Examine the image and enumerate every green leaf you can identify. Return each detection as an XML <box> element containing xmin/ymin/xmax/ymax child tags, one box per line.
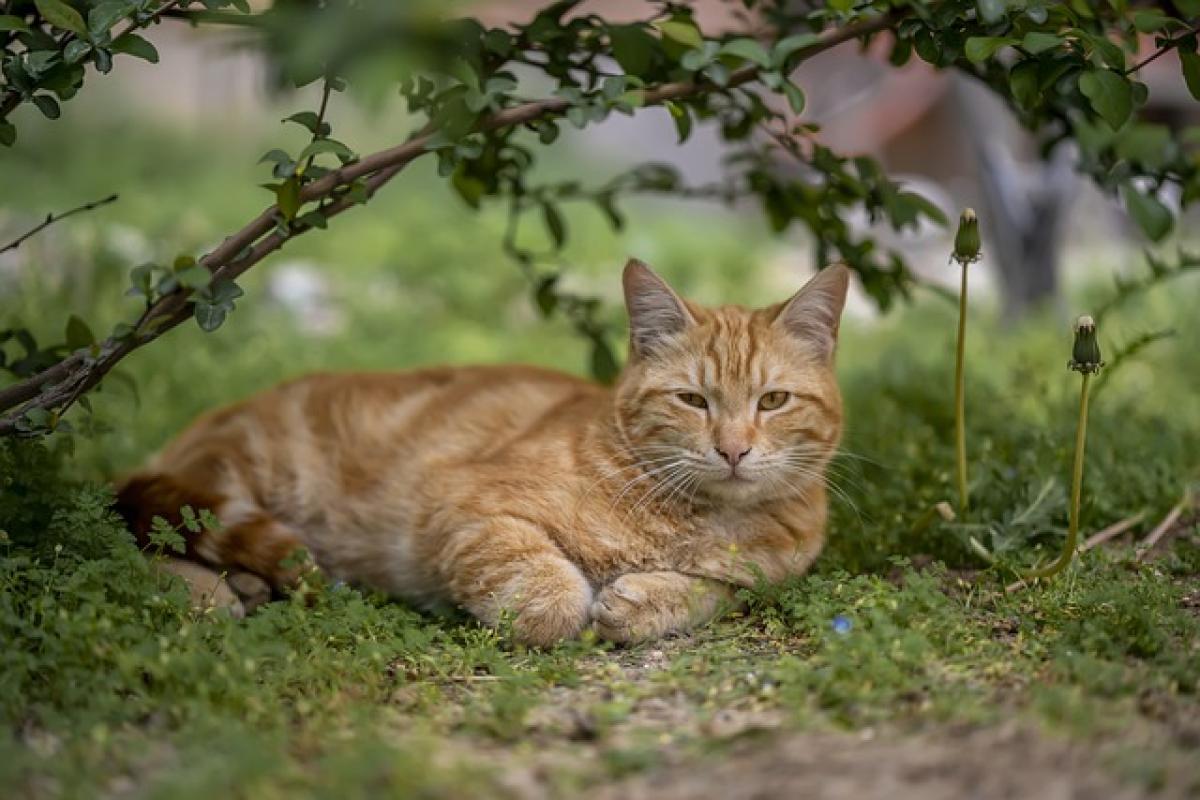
<box><xmin>542</xmin><ymin>203</ymin><xmax>566</xmax><ymax>249</ymax></box>
<box><xmin>1079</xmin><ymin>69</ymin><xmax>1133</xmax><ymax>130</ymax></box>
<box><xmin>0</xmin><ymin>15</ymin><xmax>32</xmax><ymax>33</ymax></box>
<box><xmin>64</xmin><ymin>315</ymin><xmax>94</xmax><ymax>350</ymax></box>
<box><xmin>1132</xmin><ymin>10</ymin><xmax>1172</xmax><ymax>33</ymax></box>
<box><xmin>194</xmin><ymin>304</ymin><xmax>227</xmax><ymax>332</ymax></box>
<box><xmin>534</xmin><ymin>276</ymin><xmax>558</xmax><ymax>317</ymax></box>
<box><xmin>609</xmin><ymin>24</ymin><xmax>657</xmax><ymax>75</ymax></box>
<box><xmin>976</xmin><ymin>0</ymin><xmax>1006</xmax><ymax>24</ymax></box>
<box><xmin>1121</xmin><ymin>183</ymin><xmax>1172</xmax><ymax>242</ymax></box>
<box><xmin>451</xmin><ymin>167</ymin><xmax>485</xmax><ymax>209</ymax></box>
<box><xmin>772</xmin><ymin>33</ymin><xmax>820</xmax><ymax>67</ymax></box>
<box><xmin>1115</xmin><ymin>123</ymin><xmax>1173</xmax><ymax>169</ymax></box>
<box><xmin>258</xmin><ymin>148</ymin><xmax>293</xmax><ymax>165</ymax></box>
<box><xmin>209</xmin><ymin>280</ymin><xmax>244</xmax><ymax>306</ymax></box>
<box><xmin>1180</xmin><ymin>52</ymin><xmax>1200</xmax><ymax>101</ymax></box>
<box><xmin>111</xmin><ymin>33</ymin><xmax>159</xmax><ymax>63</ymax></box>
<box><xmin>0</xmin><ymin>121</ymin><xmax>15</xmax><ymax>147</ymax></box>
<box><xmin>297</xmin><ymin>138</ymin><xmax>353</xmax><ymax>162</ymax></box>
<box><xmin>283</xmin><ymin>111</ymin><xmax>326</xmax><ymax>134</ymax></box>
<box><xmin>1021</xmin><ymin>32</ymin><xmax>1062</xmax><ymax>55</ymax></box>
<box><xmin>1009</xmin><ymin>61</ymin><xmax>1040</xmax><ymax>108</ymax></box>
<box><xmin>665</xmin><ymin>100</ymin><xmax>692</xmax><ymax>143</ymax></box>
<box><xmin>176</xmin><ymin>265</ymin><xmax>213</xmax><ymax>290</ymax></box>
<box><xmin>35</xmin><ymin>0</ymin><xmax>86</xmax><ymax>36</ymax></box>
<box><xmin>589</xmin><ymin>337</ymin><xmax>620</xmax><ymax>384</ymax></box>
<box><xmin>32</xmin><ymin>94</ymin><xmax>61</xmax><ymax>120</ymax></box>
<box><xmin>719</xmin><ymin>38</ymin><xmax>771</xmax><ymax>67</ymax></box>
<box><xmin>275</xmin><ymin>177</ymin><xmax>301</xmax><ymax>221</ymax></box>
<box><xmin>88</xmin><ymin>1</ymin><xmax>131</xmax><ymax>37</ymax></box>
<box><xmin>64</xmin><ymin>40</ymin><xmax>92</xmax><ymax>64</ymax></box>
<box><xmin>964</xmin><ymin>36</ymin><xmax>1018</xmax><ymax>63</ymax></box>
<box><xmin>657</xmin><ymin>19</ymin><xmax>703</xmax><ymax>50</ymax></box>
<box><xmin>783</xmin><ymin>82</ymin><xmax>805</xmax><ymax>114</ymax></box>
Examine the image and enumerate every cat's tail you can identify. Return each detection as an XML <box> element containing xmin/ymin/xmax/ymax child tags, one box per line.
<box><xmin>114</xmin><ymin>471</ymin><xmax>308</xmax><ymax>590</ymax></box>
<box><xmin>114</xmin><ymin>472</ymin><xmax>224</xmax><ymax>555</ymax></box>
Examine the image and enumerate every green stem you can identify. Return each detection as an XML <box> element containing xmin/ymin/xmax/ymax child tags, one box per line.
<box><xmin>1023</xmin><ymin>373</ymin><xmax>1091</xmax><ymax>580</ymax></box>
<box><xmin>954</xmin><ymin>261</ymin><xmax>969</xmax><ymax>513</ymax></box>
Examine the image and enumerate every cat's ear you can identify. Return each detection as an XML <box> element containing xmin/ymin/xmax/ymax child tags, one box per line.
<box><xmin>773</xmin><ymin>263</ymin><xmax>851</xmax><ymax>362</ymax></box>
<box><xmin>623</xmin><ymin>259</ymin><xmax>695</xmax><ymax>357</ymax></box>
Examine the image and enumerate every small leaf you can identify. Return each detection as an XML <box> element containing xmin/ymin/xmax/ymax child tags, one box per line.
<box><xmin>976</xmin><ymin>0</ymin><xmax>1006</xmax><ymax>24</ymax></box>
<box><xmin>542</xmin><ymin>203</ymin><xmax>566</xmax><ymax>249</ymax></box>
<box><xmin>0</xmin><ymin>15</ymin><xmax>32</xmax><ymax>33</ymax></box>
<box><xmin>609</xmin><ymin>24</ymin><xmax>658</xmax><ymax>75</ymax></box>
<box><xmin>284</xmin><ymin>111</ymin><xmax>325</xmax><ymax>134</ymax></box>
<box><xmin>1180</xmin><ymin>52</ymin><xmax>1200</xmax><ymax>101</ymax></box>
<box><xmin>666</xmin><ymin>101</ymin><xmax>692</xmax><ymax>143</ymax></box>
<box><xmin>772</xmin><ymin>33</ymin><xmax>820</xmax><ymax>67</ymax></box>
<box><xmin>534</xmin><ymin>275</ymin><xmax>558</xmax><ymax>317</ymax></box>
<box><xmin>657</xmin><ymin>19</ymin><xmax>703</xmax><ymax>50</ymax></box>
<box><xmin>964</xmin><ymin>36</ymin><xmax>1018</xmax><ymax>63</ymax></box>
<box><xmin>1079</xmin><ymin>68</ymin><xmax>1133</xmax><ymax>130</ymax></box>
<box><xmin>64</xmin><ymin>315</ymin><xmax>95</xmax><ymax>350</ymax></box>
<box><xmin>1021</xmin><ymin>32</ymin><xmax>1062</xmax><ymax>54</ymax></box>
<box><xmin>109</xmin><ymin>32</ymin><xmax>158</xmax><ymax>62</ymax></box>
<box><xmin>194</xmin><ymin>304</ymin><xmax>227</xmax><ymax>332</ymax></box>
<box><xmin>275</xmin><ymin>177</ymin><xmax>301</xmax><ymax>220</ymax></box>
<box><xmin>589</xmin><ymin>337</ymin><xmax>620</xmax><ymax>384</ymax></box>
<box><xmin>297</xmin><ymin>138</ymin><xmax>353</xmax><ymax>162</ymax></box>
<box><xmin>35</xmin><ymin>0</ymin><xmax>86</xmax><ymax>36</ymax></box>
<box><xmin>176</xmin><ymin>265</ymin><xmax>213</xmax><ymax>290</ymax></box>
<box><xmin>64</xmin><ymin>40</ymin><xmax>92</xmax><ymax>64</ymax></box>
<box><xmin>1121</xmin><ymin>183</ymin><xmax>1173</xmax><ymax>242</ymax></box>
<box><xmin>783</xmin><ymin>82</ymin><xmax>806</xmax><ymax>114</ymax></box>
<box><xmin>1132</xmin><ymin>10</ymin><xmax>1172</xmax><ymax>33</ymax></box>
<box><xmin>32</xmin><ymin>95</ymin><xmax>61</xmax><ymax>120</ymax></box>
<box><xmin>88</xmin><ymin>1</ymin><xmax>130</xmax><ymax>37</ymax></box>
<box><xmin>719</xmin><ymin>37</ymin><xmax>771</xmax><ymax>67</ymax></box>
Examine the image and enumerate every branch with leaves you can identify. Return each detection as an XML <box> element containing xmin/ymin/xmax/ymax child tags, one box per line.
<box><xmin>6</xmin><ymin>0</ymin><xmax>1200</xmax><ymax>439</ymax></box>
<box><xmin>0</xmin><ymin>9</ymin><xmax>898</xmax><ymax>435</ymax></box>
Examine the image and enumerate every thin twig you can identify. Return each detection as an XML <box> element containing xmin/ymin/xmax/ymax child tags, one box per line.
<box><xmin>1135</xmin><ymin>491</ymin><xmax>1194</xmax><ymax>561</ymax></box>
<box><xmin>1079</xmin><ymin>510</ymin><xmax>1146</xmax><ymax>552</ymax></box>
<box><xmin>1124</xmin><ymin>23</ymin><xmax>1200</xmax><ymax>76</ymax></box>
<box><xmin>0</xmin><ymin>194</ymin><xmax>118</xmax><ymax>254</ymax></box>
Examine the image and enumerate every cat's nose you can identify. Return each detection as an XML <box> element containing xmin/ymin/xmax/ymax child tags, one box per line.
<box><xmin>716</xmin><ymin>446</ymin><xmax>751</xmax><ymax>467</ymax></box>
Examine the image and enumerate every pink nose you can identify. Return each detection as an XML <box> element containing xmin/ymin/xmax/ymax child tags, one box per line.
<box><xmin>716</xmin><ymin>445</ymin><xmax>751</xmax><ymax>467</ymax></box>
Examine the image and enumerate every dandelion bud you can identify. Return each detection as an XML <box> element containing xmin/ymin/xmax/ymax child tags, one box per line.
<box><xmin>953</xmin><ymin>208</ymin><xmax>981</xmax><ymax>265</ymax></box>
<box><xmin>1068</xmin><ymin>315</ymin><xmax>1103</xmax><ymax>374</ymax></box>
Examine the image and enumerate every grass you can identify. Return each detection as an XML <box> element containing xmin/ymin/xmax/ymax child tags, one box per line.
<box><xmin>2</xmin><ymin>108</ymin><xmax>1199</xmax><ymax>798</ymax></box>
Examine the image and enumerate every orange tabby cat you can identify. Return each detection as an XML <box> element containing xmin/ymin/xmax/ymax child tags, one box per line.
<box><xmin>117</xmin><ymin>260</ymin><xmax>849</xmax><ymax>645</ymax></box>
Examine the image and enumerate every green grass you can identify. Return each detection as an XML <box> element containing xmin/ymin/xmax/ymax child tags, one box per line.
<box><xmin>2</xmin><ymin>109</ymin><xmax>1200</xmax><ymax>798</ymax></box>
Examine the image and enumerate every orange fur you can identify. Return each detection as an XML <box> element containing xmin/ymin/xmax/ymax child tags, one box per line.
<box><xmin>116</xmin><ymin>261</ymin><xmax>850</xmax><ymax>645</ymax></box>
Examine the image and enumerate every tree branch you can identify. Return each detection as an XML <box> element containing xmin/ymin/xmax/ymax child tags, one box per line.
<box><xmin>0</xmin><ymin>10</ymin><xmax>899</xmax><ymax>436</ymax></box>
<box><xmin>0</xmin><ymin>194</ymin><xmax>119</xmax><ymax>254</ymax></box>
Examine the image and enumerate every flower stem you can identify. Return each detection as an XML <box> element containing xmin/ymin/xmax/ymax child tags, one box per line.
<box><xmin>1023</xmin><ymin>372</ymin><xmax>1091</xmax><ymax>580</ymax></box>
<box><xmin>954</xmin><ymin>262</ymin><xmax>969</xmax><ymax>513</ymax></box>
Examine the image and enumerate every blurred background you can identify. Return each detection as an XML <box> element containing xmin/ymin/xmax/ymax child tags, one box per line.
<box><xmin>1</xmin><ymin>0</ymin><xmax>1197</xmax><ymax>478</ymax></box>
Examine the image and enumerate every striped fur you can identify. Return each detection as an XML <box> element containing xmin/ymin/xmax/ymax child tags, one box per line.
<box><xmin>117</xmin><ymin>261</ymin><xmax>849</xmax><ymax>645</ymax></box>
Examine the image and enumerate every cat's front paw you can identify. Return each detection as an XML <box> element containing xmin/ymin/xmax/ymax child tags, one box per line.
<box><xmin>592</xmin><ymin>572</ymin><xmax>690</xmax><ymax>644</ymax></box>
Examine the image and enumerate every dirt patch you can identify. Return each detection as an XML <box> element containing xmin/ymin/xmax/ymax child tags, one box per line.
<box><xmin>588</xmin><ymin>723</ymin><xmax>1187</xmax><ymax>800</ymax></box>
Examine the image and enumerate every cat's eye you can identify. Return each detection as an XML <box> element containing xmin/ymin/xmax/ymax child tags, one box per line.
<box><xmin>758</xmin><ymin>391</ymin><xmax>789</xmax><ymax>411</ymax></box>
<box><xmin>676</xmin><ymin>392</ymin><xmax>708</xmax><ymax>409</ymax></box>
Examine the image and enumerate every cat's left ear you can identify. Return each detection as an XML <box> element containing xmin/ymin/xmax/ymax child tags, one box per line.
<box><xmin>773</xmin><ymin>263</ymin><xmax>851</xmax><ymax>362</ymax></box>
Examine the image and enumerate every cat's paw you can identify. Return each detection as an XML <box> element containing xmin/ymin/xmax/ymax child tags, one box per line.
<box><xmin>590</xmin><ymin>574</ymin><xmax>666</xmax><ymax>644</ymax></box>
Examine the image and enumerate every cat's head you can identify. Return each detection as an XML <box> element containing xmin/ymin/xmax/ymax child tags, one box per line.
<box><xmin>613</xmin><ymin>259</ymin><xmax>848</xmax><ymax>507</ymax></box>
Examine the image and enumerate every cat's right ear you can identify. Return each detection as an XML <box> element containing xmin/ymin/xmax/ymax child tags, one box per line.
<box><xmin>623</xmin><ymin>259</ymin><xmax>695</xmax><ymax>358</ymax></box>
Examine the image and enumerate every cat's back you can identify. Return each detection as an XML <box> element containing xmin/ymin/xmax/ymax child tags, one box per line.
<box><xmin>159</xmin><ymin>364</ymin><xmax>605</xmax><ymax>475</ymax></box>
